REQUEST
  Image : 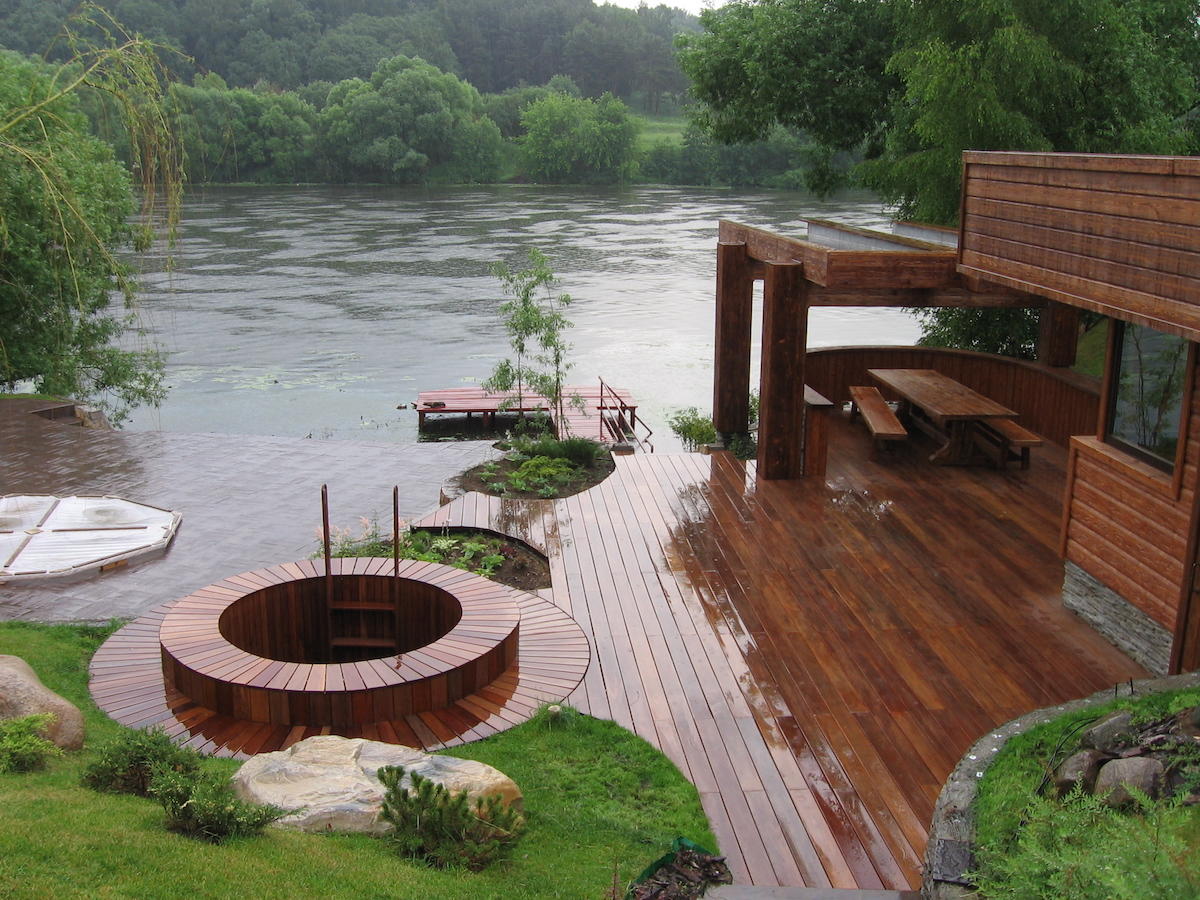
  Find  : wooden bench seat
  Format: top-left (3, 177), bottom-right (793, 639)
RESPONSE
top-left (848, 385), bottom-right (907, 456)
top-left (974, 418), bottom-right (1043, 469)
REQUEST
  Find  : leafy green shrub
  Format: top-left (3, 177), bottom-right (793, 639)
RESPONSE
top-left (728, 433), bottom-right (757, 460)
top-left (326, 524), bottom-right (517, 580)
top-left (82, 726), bottom-right (203, 796)
top-left (560, 437), bottom-right (601, 467)
top-left (507, 455), bottom-right (578, 494)
top-left (0, 714), bottom-right (61, 773)
top-left (150, 768), bottom-right (284, 843)
top-left (667, 407), bottom-right (717, 451)
top-left (378, 765), bottom-right (526, 871)
top-left (509, 433), bottom-right (566, 460)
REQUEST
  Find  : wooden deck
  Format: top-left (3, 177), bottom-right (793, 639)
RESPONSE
top-left (89, 561), bottom-right (590, 756)
top-left (417, 384), bottom-right (638, 444)
top-left (414, 413), bottom-right (1145, 889)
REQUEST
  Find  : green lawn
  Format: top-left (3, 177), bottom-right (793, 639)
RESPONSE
top-left (0, 621), bottom-right (714, 899)
top-left (633, 114), bottom-right (688, 152)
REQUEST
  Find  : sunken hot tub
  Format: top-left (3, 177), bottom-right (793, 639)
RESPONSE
top-left (159, 558), bottom-right (520, 728)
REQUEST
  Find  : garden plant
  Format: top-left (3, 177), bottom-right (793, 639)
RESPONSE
top-left (0, 621), bottom-right (714, 898)
top-left (972, 685), bottom-right (1200, 898)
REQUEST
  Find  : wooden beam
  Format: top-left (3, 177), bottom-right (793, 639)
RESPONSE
top-left (802, 386), bottom-right (835, 479)
top-left (1037, 301), bottom-right (1082, 367)
top-left (806, 286), bottom-right (1040, 308)
top-left (713, 241), bottom-right (755, 436)
top-left (757, 263), bottom-right (807, 479)
top-left (719, 219), bottom-right (961, 289)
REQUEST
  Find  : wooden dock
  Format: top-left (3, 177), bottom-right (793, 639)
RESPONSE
top-left (416, 384), bottom-right (646, 447)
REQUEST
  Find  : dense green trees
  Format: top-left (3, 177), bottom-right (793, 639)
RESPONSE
top-left (0, 7), bottom-right (180, 421)
top-left (680, 0), bottom-right (1200, 355)
top-left (681, 0), bottom-right (1200, 222)
top-left (0, 0), bottom-right (696, 108)
top-left (171, 75), bottom-right (318, 183)
top-left (318, 55), bottom-right (502, 183)
top-left (520, 92), bottom-right (639, 183)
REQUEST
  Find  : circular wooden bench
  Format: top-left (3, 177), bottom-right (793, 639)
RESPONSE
top-left (159, 559), bottom-right (520, 727)
top-left (90, 557), bottom-right (590, 756)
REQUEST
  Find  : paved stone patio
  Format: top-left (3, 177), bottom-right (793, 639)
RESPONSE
top-left (0, 398), bottom-right (492, 622)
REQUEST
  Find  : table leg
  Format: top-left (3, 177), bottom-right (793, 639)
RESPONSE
top-left (929, 420), bottom-right (976, 466)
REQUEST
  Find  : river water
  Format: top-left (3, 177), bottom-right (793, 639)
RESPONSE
top-left (123, 185), bottom-right (919, 450)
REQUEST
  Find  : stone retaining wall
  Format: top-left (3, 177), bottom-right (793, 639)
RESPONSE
top-left (1062, 561), bottom-right (1172, 675)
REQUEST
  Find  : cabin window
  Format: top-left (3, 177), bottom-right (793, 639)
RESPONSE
top-left (1105, 321), bottom-right (1188, 471)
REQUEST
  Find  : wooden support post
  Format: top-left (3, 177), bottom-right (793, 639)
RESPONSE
top-left (713, 241), bottom-right (754, 438)
top-left (1171, 453), bottom-right (1200, 673)
top-left (1038, 301), bottom-right (1081, 367)
top-left (802, 387), bottom-right (834, 479)
top-left (321, 484), bottom-right (334, 654)
top-left (757, 262), bottom-right (807, 479)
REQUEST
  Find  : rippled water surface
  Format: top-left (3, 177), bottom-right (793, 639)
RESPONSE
top-left (124, 185), bottom-right (919, 449)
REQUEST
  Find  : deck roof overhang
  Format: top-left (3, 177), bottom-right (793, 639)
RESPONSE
top-left (718, 220), bottom-right (1040, 307)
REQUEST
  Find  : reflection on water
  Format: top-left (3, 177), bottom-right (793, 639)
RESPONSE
top-left (124, 184), bottom-right (919, 450)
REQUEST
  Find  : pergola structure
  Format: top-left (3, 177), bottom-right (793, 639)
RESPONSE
top-left (712, 218), bottom-right (1082, 479)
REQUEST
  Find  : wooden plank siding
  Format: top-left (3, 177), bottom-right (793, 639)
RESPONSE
top-left (411, 424), bottom-right (1144, 889)
top-left (959, 152), bottom-right (1200, 341)
top-left (1062, 351), bottom-right (1200, 631)
top-left (804, 346), bottom-right (1100, 448)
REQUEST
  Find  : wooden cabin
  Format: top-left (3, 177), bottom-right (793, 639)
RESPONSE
top-left (712, 151), bottom-right (1200, 675)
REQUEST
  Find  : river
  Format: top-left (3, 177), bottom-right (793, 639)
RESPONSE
top-left (123, 184), bottom-right (919, 450)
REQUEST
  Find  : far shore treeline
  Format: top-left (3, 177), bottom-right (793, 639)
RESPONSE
top-left (0, 0), bottom-right (827, 189)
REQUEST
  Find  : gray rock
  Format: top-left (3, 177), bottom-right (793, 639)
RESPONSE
top-left (0, 655), bottom-right (84, 750)
top-left (1081, 710), bottom-right (1135, 751)
top-left (231, 735), bottom-right (522, 834)
top-left (1054, 749), bottom-right (1106, 797)
top-left (1095, 756), bottom-right (1164, 808)
top-left (1180, 705), bottom-right (1200, 737)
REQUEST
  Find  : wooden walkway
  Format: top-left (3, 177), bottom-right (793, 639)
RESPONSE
top-left (414, 414), bottom-right (1145, 890)
top-left (416, 385), bottom-right (638, 444)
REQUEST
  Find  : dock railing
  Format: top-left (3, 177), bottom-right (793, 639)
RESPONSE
top-left (598, 378), bottom-right (654, 452)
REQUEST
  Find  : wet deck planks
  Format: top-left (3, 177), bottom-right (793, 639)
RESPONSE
top-left (413, 414), bottom-right (1145, 889)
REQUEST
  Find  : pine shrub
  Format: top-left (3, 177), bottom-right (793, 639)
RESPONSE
top-left (0, 713), bottom-right (62, 773)
top-left (560, 437), bottom-right (601, 467)
top-left (82, 726), bottom-right (203, 796)
top-left (378, 765), bottom-right (526, 871)
top-left (149, 768), bottom-right (284, 843)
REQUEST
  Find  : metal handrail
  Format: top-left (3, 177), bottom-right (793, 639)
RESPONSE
top-left (598, 378), bottom-right (654, 452)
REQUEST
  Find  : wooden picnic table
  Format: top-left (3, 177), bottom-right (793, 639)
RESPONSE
top-left (867, 368), bottom-right (1017, 466)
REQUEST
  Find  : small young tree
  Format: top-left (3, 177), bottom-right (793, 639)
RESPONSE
top-left (484, 248), bottom-right (576, 431)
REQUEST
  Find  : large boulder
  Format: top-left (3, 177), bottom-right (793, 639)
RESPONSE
top-left (231, 735), bottom-right (522, 834)
top-left (1095, 756), bottom-right (1164, 808)
top-left (1053, 749), bottom-right (1108, 797)
top-left (0, 655), bottom-right (84, 750)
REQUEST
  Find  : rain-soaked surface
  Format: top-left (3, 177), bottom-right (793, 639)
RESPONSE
top-left (122, 185), bottom-right (919, 449)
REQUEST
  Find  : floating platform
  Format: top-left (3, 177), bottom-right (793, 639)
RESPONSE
top-left (416, 384), bottom-right (649, 448)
